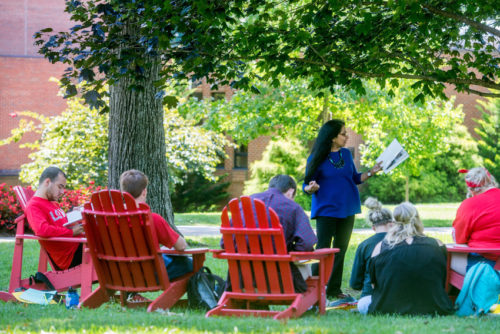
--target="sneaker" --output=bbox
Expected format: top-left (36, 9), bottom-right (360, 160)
top-left (126, 293), bottom-right (151, 304)
top-left (328, 297), bottom-right (356, 308)
top-left (335, 293), bottom-right (353, 300)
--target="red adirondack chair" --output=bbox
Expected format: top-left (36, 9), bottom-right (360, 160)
top-left (446, 244), bottom-right (500, 292)
top-left (80, 189), bottom-right (207, 311)
top-left (206, 196), bottom-right (339, 320)
top-left (0, 186), bottom-right (97, 303)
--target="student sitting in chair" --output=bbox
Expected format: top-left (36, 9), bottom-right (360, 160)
top-left (221, 174), bottom-right (317, 293)
top-left (350, 197), bottom-right (393, 302)
top-left (25, 166), bottom-right (85, 270)
top-left (119, 169), bottom-right (193, 280)
top-left (451, 167), bottom-right (500, 275)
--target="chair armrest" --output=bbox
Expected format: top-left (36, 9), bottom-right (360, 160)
top-left (289, 248), bottom-right (340, 261)
top-left (210, 249), bottom-right (224, 258)
top-left (446, 244), bottom-right (500, 255)
top-left (16, 234), bottom-right (87, 243)
top-left (159, 247), bottom-right (208, 255)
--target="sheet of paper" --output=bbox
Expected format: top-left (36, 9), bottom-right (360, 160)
top-left (64, 210), bottom-right (82, 227)
top-left (376, 138), bottom-right (409, 174)
top-left (18, 288), bottom-right (57, 305)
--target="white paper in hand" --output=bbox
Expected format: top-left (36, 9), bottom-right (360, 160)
top-left (64, 210), bottom-right (83, 227)
top-left (376, 139), bottom-right (409, 174)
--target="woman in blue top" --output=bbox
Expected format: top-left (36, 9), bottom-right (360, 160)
top-left (304, 119), bottom-right (382, 299)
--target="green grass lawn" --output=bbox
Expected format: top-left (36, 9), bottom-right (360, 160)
top-left (1, 228), bottom-right (499, 333)
top-left (176, 203), bottom-right (460, 229)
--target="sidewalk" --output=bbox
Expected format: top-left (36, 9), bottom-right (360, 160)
top-left (178, 226), bottom-right (453, 237)
top-left (0, 226), bottom-right (453, 242)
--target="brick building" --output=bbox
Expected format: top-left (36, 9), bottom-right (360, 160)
top-left (0, 1), bottom-right (486, 199)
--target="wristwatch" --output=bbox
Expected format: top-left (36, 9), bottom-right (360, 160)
top-left (367, 171), bottom-right (372, 177)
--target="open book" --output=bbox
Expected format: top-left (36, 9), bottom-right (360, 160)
top-left (63, 210), bottom-right (83, 227)
top-left (376, 139), bottom-right (409, 174)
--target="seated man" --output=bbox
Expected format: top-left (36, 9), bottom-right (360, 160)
top-left (222, 174), bottom-right (317, 292)
top-left (119, 169), bottom-right (193, 280)
top-left (25, 166), bottom-right (85, 270)
top-left (451, 167), bottom-right (500, 275)
top-left (350, 197), bottom-right (393, 299)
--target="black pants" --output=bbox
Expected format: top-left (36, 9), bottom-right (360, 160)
top-left (312, 215), bottom-right (355, 297)
top-left (68, 244), bottom-right (83, 269)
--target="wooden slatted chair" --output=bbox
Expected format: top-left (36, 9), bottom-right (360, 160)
top-left (206, 196), bottom-right (339, 320)
top-left (0, 186), bottom-right (97, 302)
top-left (446, 245), bottom-right (500, 292)
top-left (80, 189), bottom-right (207, 311)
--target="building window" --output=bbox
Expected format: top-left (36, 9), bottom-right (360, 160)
top-left (189, 91), bottom-right (203, 101)
top-left (211, 92), bottom-right (226, 101)
top-left (216, 151), bottom-right (226, 169)
top-left (234, 145), bottom-right (248, 169)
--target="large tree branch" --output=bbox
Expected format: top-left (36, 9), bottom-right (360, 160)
top-left (422, 4), bottom-right (500, 38)
top-left (289, 57), bottom-right (500, 97)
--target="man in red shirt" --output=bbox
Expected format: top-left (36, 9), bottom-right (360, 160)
top-left (119, 169), bottom-right (192, 279)
top-left (25, 166), bottom-right (84, 270)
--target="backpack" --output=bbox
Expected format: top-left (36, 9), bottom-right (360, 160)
top-left (187, 267), bottom-right (225, 310)
top-left (455, 262), bottom-right (500, 316)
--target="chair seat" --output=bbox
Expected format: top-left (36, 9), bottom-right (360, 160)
top-left (446, 244), bottom-right (500, 292)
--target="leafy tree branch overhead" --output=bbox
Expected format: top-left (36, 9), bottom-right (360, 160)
top-left (35, 0), bottom-right (499, 110)
top-left (34, 0), bottom-right (247, 111)
top-left (235, 0), bottom-right (499, 99)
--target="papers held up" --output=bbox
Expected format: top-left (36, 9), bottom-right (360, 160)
top-left (376, 139), bottom-right (409, 174)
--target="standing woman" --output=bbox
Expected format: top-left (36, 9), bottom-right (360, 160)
top-left (304, 119), bottom-right (382, 299)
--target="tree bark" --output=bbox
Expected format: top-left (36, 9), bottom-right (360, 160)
top-left (405, 175), bottom-right (410, 202)
top-left (107, 32), bottom-right (178, 233)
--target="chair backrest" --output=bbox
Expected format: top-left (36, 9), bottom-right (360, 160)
top-left (221, 196), bottom-right (295, 295)
top-left (13, 186), bottom-right (34, 211)
top-left (13, 186), bottom-right (35, 235)
top-left (82, 190), bottom-right (169, 293)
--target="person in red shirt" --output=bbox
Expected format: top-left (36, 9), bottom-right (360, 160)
top-left (119, 169), bottom-right (192, 279)
top-left (451, 167), bottom-right (500, 275)
top-left (25, 166), bottom-right (85, 270)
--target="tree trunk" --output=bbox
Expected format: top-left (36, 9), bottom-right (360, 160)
top-left (405, 175), bottom-right (410, 202)
top-left (107, 51), bottom-right (178, 234)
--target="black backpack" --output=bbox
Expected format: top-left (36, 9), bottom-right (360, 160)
top-left (187, 267), bottom-right (225, 310)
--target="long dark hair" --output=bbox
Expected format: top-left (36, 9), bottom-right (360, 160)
top-left (304, 119), bottom-right (345, 184)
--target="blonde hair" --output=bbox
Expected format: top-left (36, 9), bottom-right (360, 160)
top-left (465, 167), bottom-right (498, 197)
top-left (364, 197), bottom-right (393, 226)
top-left (384, 202), bottom-right (424, 248)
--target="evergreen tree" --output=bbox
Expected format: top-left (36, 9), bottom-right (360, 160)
top-left (476, 99), bottom-right (500, 182)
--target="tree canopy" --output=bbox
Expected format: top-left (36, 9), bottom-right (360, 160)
top-left (232, 0), bottom-right (499, 99)
top-left (35, 0), bottom-right (499, 109)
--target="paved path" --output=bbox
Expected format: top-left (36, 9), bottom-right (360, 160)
top-left (0, 226), bottom-right (453, 242)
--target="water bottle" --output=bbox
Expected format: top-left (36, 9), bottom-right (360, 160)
top-left (66, 287), bottom-right (79, 309)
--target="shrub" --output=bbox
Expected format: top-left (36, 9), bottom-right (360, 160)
top-left (170, 173), bottom-right (230, 212)
top-left (0, 183), bottom-right (23, 231)
top-left (244, 139), bottom-right (311, 210)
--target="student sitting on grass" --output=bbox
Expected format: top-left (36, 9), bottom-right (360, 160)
top-left (350, 197), bottom-right (393, 301)
top-left (358, 202), bottom-right (453, 316)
